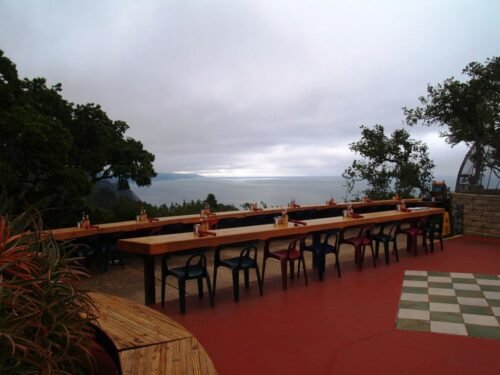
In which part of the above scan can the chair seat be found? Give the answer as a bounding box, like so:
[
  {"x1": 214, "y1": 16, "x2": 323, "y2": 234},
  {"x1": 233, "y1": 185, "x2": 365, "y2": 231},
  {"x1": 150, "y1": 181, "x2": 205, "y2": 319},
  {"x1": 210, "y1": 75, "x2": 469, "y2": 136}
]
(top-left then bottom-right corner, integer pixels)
[
  {"x1": 372, "y1": 233, "x2": 391, "y2": 242},
  {"x1": 402, "y1": 227, "x2": 425, "y2": 236},
  {"x1": 343, "y1": 237, "x2": 371, "y2": 247},
  {"x1": 170, "y1": 265, "x2": 205, "y2": 278},
  {"x1": 316, "y1": 243, "x2": 337, "y2": 254},
  {"x1": 271, "y1": 249, "x2": 302, "y2": 260},
  {"x1": 221, "y1": 256, "x2": 256, "y2": 269}
]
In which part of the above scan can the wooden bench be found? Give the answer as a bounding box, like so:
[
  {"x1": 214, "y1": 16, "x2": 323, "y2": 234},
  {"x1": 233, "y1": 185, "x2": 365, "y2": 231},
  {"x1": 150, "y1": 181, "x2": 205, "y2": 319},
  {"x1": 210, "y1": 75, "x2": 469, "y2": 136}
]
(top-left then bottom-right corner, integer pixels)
[{"x1": 90, "y1": 292, "x2": 217, "y2": 375}]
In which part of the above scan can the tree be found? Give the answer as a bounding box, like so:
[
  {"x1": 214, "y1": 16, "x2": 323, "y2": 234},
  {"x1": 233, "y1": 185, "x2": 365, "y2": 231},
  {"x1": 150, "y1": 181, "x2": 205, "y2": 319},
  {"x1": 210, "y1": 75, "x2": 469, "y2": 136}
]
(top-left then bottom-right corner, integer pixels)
[
  {"x1": 343, "y1": 125, "x2": 434, "y2": 199},
  {"x1": 404, "y1": 56, "x2": 500, "y2": 183},
  {"x1": 0, "y1": 50, "x2": 156, "y2": 225}
]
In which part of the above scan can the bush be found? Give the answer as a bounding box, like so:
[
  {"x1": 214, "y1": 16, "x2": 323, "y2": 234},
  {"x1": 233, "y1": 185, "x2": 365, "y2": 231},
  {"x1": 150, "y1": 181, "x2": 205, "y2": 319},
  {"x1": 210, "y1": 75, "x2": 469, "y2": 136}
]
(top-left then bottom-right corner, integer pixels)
[{"x1": 0, "y1": 209, "x2": 98, "y2": 374}]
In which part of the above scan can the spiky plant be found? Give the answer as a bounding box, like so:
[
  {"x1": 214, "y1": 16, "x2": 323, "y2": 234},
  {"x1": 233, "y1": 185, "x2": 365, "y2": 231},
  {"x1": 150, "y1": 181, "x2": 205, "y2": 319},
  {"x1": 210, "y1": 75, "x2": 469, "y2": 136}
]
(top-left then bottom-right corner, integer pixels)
[{"x1": 0, "y1": 210, "x2": 98, "y2": 374}]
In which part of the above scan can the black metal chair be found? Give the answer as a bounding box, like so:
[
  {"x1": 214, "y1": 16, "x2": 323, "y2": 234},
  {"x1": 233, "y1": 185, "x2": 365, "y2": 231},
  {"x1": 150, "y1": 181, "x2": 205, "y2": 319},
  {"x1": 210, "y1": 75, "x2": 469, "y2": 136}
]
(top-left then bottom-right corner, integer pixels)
[
  {"x1": 213, "y1": 241, "x2": 263, "y2": 302},
  {"x1": 299, "y1": 229, "x2": 341, "y2": 280},
  {"x1": 76, "y1": 235, "x2": 107, "y2": 273},
  {"x1": 371, "y1": 222, "x2": 400, "y2": 264},
  {"x1": 161, "y1": 250, "x2": 214, "y2": 314},
  {"x1": 425, "y1": 215, "x2": 444, "y2": 252},
  {"x1": 102, "y1": 232, "x2": 125, "y2": 269}
]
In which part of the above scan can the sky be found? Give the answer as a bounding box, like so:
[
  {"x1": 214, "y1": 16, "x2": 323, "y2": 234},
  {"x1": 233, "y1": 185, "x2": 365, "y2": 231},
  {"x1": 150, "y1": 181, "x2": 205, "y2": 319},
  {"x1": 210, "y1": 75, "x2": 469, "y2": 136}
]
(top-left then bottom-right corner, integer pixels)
[{"x1": 0, "y1": 0, "x2": 498, "y2": 177}]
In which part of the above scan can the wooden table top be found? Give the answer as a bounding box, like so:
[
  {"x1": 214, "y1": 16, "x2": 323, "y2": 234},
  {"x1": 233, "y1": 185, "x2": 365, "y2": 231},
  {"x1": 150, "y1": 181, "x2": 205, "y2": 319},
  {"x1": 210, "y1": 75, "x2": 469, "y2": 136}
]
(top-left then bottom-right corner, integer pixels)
[
  {"x1": 90, "y1": 292, "x2": 217, "y2": 374},
  {"x1": 118, "y1": 207, "x2": 443, "y2": 256},
  {"x1": 50, "y1": 199, "x2": 422, "y2": 241}
]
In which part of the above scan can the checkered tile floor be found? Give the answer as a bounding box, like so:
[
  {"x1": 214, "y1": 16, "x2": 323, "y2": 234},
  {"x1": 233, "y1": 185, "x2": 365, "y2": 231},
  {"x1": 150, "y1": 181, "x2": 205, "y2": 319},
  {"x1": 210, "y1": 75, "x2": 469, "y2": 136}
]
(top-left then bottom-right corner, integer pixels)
[{"x1": 396, "y1": 270, "x2": 500, "y2": 340}]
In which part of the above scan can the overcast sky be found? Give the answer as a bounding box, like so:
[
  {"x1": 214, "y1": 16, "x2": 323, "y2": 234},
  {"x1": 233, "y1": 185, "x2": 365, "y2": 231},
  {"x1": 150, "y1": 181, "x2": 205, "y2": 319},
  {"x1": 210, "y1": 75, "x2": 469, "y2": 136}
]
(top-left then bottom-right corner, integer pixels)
[{"x1": 1, "y1": 0, "x2": 498, "y2": 177}]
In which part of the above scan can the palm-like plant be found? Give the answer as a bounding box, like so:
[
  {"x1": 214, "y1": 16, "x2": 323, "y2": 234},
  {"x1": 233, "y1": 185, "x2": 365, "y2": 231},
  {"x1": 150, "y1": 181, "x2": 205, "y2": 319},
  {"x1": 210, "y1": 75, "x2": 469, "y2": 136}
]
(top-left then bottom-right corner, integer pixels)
[{"x1": 0, "y1": 210, "x2": 98, "y2": 374}]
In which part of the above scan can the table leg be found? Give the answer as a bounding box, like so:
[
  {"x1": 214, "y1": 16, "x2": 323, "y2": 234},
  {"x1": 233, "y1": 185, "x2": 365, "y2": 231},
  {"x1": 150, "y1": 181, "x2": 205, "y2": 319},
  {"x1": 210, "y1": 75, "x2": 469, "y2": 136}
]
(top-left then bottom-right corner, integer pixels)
[
  {"x1": 312, "y1": 232, "x2": 322, "y2": 277},
  {"x1": 143, "y1": 255, "x2": 156, "y2": 305}
]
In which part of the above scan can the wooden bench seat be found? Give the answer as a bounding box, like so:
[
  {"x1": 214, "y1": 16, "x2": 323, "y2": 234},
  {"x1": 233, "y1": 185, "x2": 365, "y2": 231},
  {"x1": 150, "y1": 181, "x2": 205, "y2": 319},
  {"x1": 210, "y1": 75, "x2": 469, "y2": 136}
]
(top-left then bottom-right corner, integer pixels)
[{"x1": 90, "y1": 292, "x2": 217, "y2": 375}]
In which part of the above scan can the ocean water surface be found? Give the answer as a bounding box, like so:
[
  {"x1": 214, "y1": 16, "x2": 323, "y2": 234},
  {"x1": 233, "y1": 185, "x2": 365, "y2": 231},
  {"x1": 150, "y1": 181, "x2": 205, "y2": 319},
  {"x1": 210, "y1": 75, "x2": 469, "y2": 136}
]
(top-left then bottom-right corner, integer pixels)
[{"x1": 131, "y1": 175, "x2": 456, "y2": 208}]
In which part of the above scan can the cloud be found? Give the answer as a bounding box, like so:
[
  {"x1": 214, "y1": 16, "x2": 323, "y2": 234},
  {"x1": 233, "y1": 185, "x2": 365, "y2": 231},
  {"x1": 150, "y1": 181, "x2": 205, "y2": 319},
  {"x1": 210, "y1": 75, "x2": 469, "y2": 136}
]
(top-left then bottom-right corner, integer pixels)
[{"x1": 0, "y1": 0, "x2": 498, "y2": 177}]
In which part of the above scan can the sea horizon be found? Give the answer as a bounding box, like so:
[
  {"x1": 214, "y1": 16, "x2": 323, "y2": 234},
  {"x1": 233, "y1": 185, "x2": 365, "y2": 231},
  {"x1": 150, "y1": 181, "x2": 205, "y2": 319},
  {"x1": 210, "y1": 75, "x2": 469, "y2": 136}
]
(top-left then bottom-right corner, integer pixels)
[{"x1": 131, "y1": 174, "x2": 456, "y2": 209}]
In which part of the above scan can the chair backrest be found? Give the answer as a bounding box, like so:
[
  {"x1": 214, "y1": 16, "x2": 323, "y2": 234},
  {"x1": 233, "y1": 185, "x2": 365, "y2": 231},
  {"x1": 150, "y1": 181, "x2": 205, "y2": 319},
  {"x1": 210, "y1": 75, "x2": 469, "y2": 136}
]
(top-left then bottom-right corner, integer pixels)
[
  {"x1": 400, "y1": 217, "x2": 427, "y2": 231},
  {"x1": 207, "y1": 214, "x2": 218, "y2": 230},
  {"x1": 376, "y1": 221, "x2": 401, "y2": 238},
  {"x1": 322, "y1": 229, "x2": 340, "y2": 245},
  {"x1": 239, "y1": 244, "x2": 258, "y2": 264},
  {"x1": 340, "y1": 224, "x2": 373, "y2": 242},
  {"x1": 359, "y1": 224, "x2": 375, "y2": 238},
  {"x1": 185, "y1": 253, "x2": 207, "y2": 272},
  {"x1": 265, "y1": 234, "x2": 305, "y2": 255},
  {"x1": 286, "y1": 237, "x2": 303, "y2": 257},
  {"x1": 216, "y1": 240, "x2": 259, "y2": 253},
  {"x1": 427, "y1": 215, "x2": 443, "y2": 230}
]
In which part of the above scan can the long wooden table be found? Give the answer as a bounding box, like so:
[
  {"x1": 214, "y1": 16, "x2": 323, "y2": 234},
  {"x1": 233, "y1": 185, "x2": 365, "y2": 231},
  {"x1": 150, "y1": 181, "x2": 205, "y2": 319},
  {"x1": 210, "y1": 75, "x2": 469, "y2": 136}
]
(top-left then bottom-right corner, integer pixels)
[
  {"x1": 50, "y1": 199, "x2": 422, "y2": 241},
  {"x1": 118, "y1": 207, "x2": 444, "y2": 305}
]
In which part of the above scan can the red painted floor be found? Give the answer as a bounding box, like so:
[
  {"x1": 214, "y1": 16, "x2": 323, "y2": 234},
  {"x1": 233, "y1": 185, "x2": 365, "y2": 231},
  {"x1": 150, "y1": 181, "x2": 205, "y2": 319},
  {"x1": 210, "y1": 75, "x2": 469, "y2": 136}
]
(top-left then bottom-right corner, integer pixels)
[{"x1": 153, "y1": 236, "x2": 500, "y2": 375}]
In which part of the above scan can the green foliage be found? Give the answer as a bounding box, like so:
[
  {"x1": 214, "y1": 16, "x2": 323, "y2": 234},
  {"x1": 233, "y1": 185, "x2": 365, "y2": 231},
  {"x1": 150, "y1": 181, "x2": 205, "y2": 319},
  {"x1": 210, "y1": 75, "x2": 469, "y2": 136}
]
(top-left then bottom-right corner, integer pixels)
[
  {"x1": 241, "y1": 201, "x2": 268, "y2": 210},
  {"x1": 0, "y1": 50, "x2": 156, "y2": 225},
  {"x1": 404, "y1": 56, "x2": 500, "y2": 180},
  {"x1": 343, "y1": 125, "x2": 434, "y2": 199},
  {"x1": 0, "y1": 209, "x2": 97, "y2": 374},
  {"x1": 85, "y1": 193, "x2": 238, "y2": 224}
]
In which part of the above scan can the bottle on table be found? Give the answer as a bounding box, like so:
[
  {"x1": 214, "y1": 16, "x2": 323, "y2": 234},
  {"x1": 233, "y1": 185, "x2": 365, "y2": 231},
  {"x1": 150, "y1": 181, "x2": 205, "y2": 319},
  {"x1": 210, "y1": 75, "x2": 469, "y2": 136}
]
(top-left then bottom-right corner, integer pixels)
[{"x1": 282, "y1": 208, "x2": 288, "y2": 225}]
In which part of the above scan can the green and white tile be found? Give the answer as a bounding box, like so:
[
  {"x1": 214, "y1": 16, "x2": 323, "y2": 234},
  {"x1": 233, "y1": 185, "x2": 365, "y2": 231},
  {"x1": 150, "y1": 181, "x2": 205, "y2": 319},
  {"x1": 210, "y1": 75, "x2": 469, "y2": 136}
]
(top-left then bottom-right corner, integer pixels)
[{"x1": 397, "y1": 270, "x2": 500, "y2": 341}]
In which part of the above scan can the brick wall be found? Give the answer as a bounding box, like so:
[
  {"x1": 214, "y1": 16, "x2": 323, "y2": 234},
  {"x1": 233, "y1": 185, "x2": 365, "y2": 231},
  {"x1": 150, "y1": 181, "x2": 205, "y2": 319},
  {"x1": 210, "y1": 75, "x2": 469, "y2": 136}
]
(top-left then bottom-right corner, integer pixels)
[{"x1": 451, "y1": 192, "x2": 500, "y2": 237}]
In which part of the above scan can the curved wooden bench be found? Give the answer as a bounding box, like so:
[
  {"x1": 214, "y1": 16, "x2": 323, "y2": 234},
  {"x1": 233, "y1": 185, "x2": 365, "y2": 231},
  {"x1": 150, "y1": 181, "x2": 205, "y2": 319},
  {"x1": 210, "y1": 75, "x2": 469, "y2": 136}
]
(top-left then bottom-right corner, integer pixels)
[{"x1": 90, "y1": 292, "x2": 217, "y2": 375}]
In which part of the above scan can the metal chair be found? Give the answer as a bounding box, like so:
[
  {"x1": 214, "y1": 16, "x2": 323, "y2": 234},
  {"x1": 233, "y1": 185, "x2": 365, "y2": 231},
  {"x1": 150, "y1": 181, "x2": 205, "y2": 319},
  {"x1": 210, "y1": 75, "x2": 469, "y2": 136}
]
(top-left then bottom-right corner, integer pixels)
[
  {"x1": 398, "y1": 218, "x2": 428, "y2": 256},
  {"x1": 262, "y1": 235, "x2": 308, "y2": 290},
  {"x1": 299, "y1": 229, "x2": 341, "y2": 280},
  {"x1": 339, "y1": 224, "x2": 376, "y2": 270},
  {"x1": 372, "y1": 222, "x2": 400, "y2": 264},
  {"x1": 425, "y1": 215, "x2": 444, "y2": 252},
  {"x1": 213, "y1": 241, "x2": 263, "y2": 302},
  {"x1": 76, "y1": 235, "x2": 107, "y2": 273},
  {"x1": 161, "y1": 250, "x2": 214, "y2": 314}
]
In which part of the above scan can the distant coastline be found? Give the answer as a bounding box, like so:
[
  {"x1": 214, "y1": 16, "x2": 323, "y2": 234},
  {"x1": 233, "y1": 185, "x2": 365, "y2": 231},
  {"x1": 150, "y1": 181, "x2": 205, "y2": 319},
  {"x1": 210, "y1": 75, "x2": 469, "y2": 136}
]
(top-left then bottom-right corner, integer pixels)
[{"x1": 131, "y1": 174, "x2": 456, "y2": 208}]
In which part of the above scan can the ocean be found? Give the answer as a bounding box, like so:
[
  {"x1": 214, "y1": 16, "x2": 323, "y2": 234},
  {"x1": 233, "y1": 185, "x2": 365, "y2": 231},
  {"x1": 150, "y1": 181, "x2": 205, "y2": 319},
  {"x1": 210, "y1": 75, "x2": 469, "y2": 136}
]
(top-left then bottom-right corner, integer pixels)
[{"x1": 131, "y1": 175, "x2": 456, "y2": 209}]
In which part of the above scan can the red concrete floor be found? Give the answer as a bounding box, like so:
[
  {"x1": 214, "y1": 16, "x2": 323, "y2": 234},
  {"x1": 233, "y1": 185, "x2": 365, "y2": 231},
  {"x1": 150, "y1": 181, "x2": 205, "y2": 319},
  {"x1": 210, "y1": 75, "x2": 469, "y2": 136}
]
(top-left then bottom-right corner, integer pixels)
[{"x1": 153, "y1": 236, "x2": 500, "y2": 375}]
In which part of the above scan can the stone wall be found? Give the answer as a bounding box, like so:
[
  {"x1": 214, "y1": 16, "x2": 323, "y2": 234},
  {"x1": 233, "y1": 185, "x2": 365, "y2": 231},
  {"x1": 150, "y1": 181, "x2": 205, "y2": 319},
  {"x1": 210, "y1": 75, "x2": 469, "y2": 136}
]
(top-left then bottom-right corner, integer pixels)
[{"x1": 451, "y1": 192, "x2": 500, "y2": 237}]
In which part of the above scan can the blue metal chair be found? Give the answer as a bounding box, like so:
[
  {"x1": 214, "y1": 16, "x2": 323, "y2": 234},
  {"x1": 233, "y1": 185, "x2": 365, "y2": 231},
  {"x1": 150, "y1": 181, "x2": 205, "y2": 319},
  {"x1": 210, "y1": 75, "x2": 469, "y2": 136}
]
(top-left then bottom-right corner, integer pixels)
[
  {"x1": 299, "y1": 229, "x2": 341, "y2": 280},
  {"x1": 372, "y1": 222, "x2": 400, "y2": 264}
]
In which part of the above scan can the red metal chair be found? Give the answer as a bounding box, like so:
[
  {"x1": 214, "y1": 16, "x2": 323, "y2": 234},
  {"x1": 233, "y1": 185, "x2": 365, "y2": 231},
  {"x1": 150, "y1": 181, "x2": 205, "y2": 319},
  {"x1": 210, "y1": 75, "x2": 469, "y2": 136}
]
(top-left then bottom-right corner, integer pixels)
[
  {"x1": 338, "y1": 224, "x2": 376, "y2": 270},
  {"x1": 399, "y1": 218, "x2": 428, "y2": 256},
  {"x1": 262, "y1": 235, "x2": 308, "y2": 290}
]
